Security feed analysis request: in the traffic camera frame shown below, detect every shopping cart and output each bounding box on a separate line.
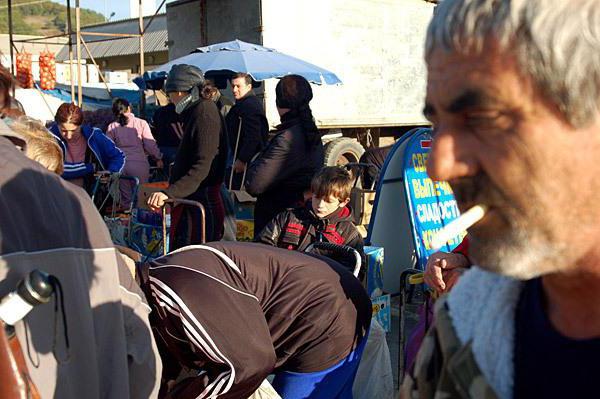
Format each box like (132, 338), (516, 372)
(91, 171), (139, 246)
(128, 198), (206, 259)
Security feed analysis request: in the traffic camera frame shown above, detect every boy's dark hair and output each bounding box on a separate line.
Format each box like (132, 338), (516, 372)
(311, 166), (353, 201)
(230, 72), (252, 86)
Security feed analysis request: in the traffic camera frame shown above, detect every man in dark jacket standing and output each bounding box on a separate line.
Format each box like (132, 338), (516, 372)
(225, 73), (269, 174)
(147, 64), (227, 243)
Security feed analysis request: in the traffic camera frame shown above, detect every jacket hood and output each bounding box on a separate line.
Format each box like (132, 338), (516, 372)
(50, 123), (95, 142)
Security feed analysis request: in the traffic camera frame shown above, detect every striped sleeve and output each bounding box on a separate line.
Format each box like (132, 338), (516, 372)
(62, 161), (94, 179)
(149, 276), (236, 398)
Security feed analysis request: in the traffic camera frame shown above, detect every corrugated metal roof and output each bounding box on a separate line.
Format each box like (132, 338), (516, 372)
(56, 14), (167, 61)
(56, 30), (167, 61)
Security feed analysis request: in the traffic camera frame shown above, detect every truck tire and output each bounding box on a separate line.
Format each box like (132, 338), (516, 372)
(324, 138), (365, 166)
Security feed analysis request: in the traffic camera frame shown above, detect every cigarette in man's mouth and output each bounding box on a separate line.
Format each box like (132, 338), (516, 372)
(430, 204), (488, 251)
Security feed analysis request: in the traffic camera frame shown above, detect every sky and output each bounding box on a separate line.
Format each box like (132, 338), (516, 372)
(51, 0), (177, 21)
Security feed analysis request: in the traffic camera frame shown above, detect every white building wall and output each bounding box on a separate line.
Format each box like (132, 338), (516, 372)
(130, 0), (157, 18)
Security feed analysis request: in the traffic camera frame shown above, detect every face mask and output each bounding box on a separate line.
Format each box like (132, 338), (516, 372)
(175, 86), (200, 114)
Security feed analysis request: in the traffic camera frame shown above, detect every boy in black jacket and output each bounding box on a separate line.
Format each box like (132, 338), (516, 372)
(256, 166), (364, 259)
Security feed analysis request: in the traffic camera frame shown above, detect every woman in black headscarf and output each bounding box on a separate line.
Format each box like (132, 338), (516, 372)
(245, 74), (324, 237)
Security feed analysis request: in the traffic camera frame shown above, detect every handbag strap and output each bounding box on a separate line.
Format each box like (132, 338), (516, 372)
(228, 117), (250, 190)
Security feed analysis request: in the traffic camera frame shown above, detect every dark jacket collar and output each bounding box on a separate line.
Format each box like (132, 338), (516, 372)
(276, 110), (302, 131)
(235, 90), (256, 104)
(304, 201), (352, 224)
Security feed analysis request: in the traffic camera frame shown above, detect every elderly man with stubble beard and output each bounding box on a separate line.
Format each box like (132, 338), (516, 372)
(401, 1), (600, 399)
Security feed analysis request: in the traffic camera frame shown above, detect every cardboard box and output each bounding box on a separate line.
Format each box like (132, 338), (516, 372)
(372, 294), (391, 332)
(87, 64), (100, 84)
(234, 201), (255, 221)
(106, 70), (129, 84)
(236, 219), (254, 242)
(364, 246), (384, 298)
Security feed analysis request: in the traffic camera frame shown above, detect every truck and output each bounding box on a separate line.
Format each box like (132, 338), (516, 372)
(165, 0), (436, 164)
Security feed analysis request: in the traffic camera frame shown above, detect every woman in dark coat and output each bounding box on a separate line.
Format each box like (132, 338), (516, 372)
(245, 74), (324, 237)
(147, 64), (227, 243)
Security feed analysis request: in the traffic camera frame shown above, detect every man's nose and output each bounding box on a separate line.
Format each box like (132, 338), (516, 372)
(427, 128), (479, 182)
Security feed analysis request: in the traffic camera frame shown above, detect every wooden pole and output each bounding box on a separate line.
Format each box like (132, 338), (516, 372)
(66, 0), (75, 103)
(7, 0), (15, 83)
(139, 0), (145, 76)
(143, 0), (167, 33)
(80, 37), (112, 98)
(75, 0), (82, 106)
(80, 31), (141, 38)
(139, 0), (146, 117)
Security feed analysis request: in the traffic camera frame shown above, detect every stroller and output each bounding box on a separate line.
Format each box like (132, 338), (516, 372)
(91, 172), (139, 247)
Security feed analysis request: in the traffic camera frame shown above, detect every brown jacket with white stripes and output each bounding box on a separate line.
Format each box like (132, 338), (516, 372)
(138, 242), (371, 399)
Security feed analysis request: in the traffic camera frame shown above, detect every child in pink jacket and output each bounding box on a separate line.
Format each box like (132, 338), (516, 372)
(107, 98), (163, 208)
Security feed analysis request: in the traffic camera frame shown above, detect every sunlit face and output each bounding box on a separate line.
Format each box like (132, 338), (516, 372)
(424, 43), (600, 279)
(231, 77), (252, 100)
(59, 122), (81, 141)
(311, 194), (349, 218)
(168, 91), (188, 105)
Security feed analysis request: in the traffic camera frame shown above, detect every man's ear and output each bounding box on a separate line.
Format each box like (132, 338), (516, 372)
(340, 198), (350, 208)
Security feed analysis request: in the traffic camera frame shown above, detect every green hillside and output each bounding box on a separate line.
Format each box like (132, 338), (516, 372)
(0, 0), (105, 35)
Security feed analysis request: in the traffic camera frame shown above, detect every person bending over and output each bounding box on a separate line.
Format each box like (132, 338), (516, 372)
(137, 242), (371, 399)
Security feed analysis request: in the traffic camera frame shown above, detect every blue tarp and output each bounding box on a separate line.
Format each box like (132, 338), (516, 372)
(42, 87), (141, 109)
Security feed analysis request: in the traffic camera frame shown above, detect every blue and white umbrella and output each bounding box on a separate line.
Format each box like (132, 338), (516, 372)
(144, 39), (342, 86)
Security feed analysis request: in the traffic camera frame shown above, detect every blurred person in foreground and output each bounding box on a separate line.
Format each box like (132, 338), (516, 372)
(0, 65), (25, 120)
(8, 116), (64, 174)
(402, 1), (600, 398)
(0, 119), (161, 398)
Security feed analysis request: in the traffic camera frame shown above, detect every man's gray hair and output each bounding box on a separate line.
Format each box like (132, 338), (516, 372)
(426, 0), (600, 127)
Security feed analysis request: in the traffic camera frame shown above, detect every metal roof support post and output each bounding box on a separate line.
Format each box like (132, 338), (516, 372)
(80, 37), (112, 99)
(75, 0), (83, 106)
(66, 0), (75, 103)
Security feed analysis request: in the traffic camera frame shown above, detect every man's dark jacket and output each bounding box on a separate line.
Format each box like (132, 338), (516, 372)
(225, 92), (269, 163)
